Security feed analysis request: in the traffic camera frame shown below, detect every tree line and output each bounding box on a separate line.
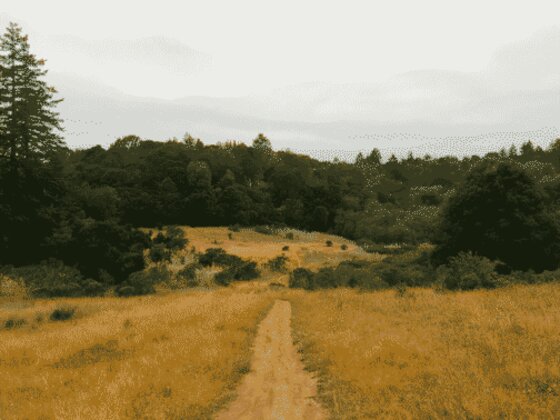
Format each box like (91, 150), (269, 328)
(2, 22), (560, 295)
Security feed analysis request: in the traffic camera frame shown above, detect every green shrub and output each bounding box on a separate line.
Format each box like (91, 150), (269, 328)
(0, 261), (104, 297)
(50, 306), (75, 321)
(285, 232), (294, 240)
(117, 267), (170, 296)
(326, 240), (333, 247)
(289, 268), (314, 289)
(282, 245), (289, 251)
(153, 226), (188, 251)
(199, 248), (242, 267)
(340, 244), (348, 250)
(149, 243), (172, 263)
(177, 263), (202, 287)
(438, 252), (498, 290)
(232, 261), (260, 280)
(266, 255), (289, 273)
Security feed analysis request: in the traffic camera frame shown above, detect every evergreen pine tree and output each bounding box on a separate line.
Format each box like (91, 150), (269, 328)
(0, 22), (64, 168)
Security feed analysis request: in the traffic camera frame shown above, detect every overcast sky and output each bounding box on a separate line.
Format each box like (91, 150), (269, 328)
(2, 1), (560, 158)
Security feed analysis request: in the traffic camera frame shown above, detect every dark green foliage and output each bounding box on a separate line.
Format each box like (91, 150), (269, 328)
(282, 245), (290, 251)
(289, 268), (314, 289)
(340, 244), (348, 250)
(325, 240), (333, 247)
(177, 263), (201, 287)
(199, 248), (242, 267)
(433, 163), (560, 272)
(149, 244), (172, 263)
(49, 219), (150, 283)
(266, 255), (289, 272)
(0, 23), (64, 166)
(289, 252), (433, 290)
(285, 232), (294, 240)
(50, 306), (75, 321)
(420, 193), (442, 206)
(152, 226), (188, 251)
(438, 252), (499, 290)
(116, 267), (170, 296)
(198, 248), (259, 285)
(0, 261), (104, 297)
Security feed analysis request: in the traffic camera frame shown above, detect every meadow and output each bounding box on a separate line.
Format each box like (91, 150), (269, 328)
(2, 228), (559, 419)
(0, 288), (276, 419)
(290, 285), (560, 418)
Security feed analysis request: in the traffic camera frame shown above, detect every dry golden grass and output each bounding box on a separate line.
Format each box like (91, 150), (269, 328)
(289, 284), (560, 418)
(180, 226), (380, 271)
(0, 288), (276, 419)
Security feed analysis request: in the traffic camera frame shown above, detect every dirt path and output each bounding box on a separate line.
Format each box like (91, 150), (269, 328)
(216, 300), (326, 420)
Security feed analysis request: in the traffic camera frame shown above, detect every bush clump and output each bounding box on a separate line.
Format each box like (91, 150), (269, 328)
(116, 267), (170, 296)
(50, 306), (76, 321)
(266, 255), (289, 273)
(177, 263), (202, 287)
(289, 251), (434, 290)
(289, 268), (314, 289)
(438, 251), (499, 290)
(0, 261), (104, 298)
(198, 248), (259, 285)
(4, 318), (26, 329)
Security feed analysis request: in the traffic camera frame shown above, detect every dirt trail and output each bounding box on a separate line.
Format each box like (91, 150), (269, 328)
(216, 300), (326, 420)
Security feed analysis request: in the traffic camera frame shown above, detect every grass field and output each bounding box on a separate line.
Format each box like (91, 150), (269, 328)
(0, 288), (276, 419)
(289, 284), (560, 418)
(2, 228), (559, 418)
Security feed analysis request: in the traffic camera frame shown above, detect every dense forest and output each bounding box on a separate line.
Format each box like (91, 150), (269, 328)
(2, 23), (560, 295)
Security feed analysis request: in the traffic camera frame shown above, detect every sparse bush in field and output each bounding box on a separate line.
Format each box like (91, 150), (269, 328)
(326, 240), (333, 247)
(117, 267), (170, 296)
(438, 251), (498, 290)
(4, 318), (26, 329)
(341, 244), (348, 251)
(282, 245), (289, 251)
(228, 224), (241, 232)
(50, 306), (76, 321)
(0, 261), (104, 298)
(266, 255), (289, 273)
(289, 268), (314, 289)
(285, 232), (294, 240)
(228, 232), (233, 240)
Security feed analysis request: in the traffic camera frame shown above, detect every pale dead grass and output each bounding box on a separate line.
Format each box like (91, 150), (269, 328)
(289, 284), (560, 419)
(0, 288), (277, 419)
